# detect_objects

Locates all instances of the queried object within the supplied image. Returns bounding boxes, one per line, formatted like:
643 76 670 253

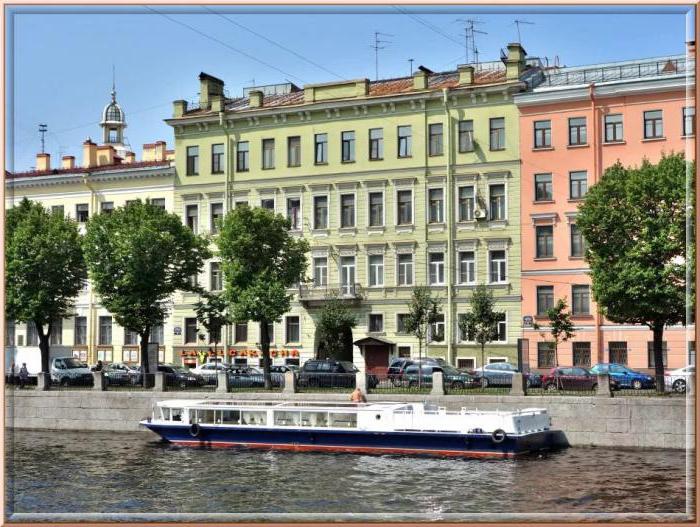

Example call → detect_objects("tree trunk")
417 338 423 389
36 321 52 374
140 327 151 388
554 341 559 368
652 323 666 394
481 342 485 372
260 319 272 390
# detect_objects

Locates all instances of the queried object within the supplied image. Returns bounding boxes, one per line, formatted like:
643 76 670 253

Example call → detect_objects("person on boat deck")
350 387 367 403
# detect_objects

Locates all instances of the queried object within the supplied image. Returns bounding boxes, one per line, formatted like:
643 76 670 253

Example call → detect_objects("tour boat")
141 400 556 459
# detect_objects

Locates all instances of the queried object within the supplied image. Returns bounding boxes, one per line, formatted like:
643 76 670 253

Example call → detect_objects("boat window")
194 410 216 424
299 411 328 427
221 410 240 424
240 411 267 426
170 408 183 421
274 411 301 426
329 413 357 428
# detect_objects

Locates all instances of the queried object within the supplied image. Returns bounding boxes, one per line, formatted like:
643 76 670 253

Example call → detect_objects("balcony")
298 283 363 306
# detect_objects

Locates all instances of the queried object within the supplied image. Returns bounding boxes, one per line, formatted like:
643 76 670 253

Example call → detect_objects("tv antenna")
370 31 393 81
513 19 534 44
408 58 415 76
38 124 47 153
455 18 486 65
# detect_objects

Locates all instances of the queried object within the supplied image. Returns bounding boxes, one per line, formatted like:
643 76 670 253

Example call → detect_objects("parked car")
157 364 206 388
589 363 655 390
386 357 445 386
664 365 694 393
541 366 619 392
50 357 94 387
298 359 378 389
103 362 142 386
404 364 479 389
473 362 542 388
191 362 231 385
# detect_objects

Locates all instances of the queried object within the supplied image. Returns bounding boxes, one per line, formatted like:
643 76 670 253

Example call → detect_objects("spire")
111 64 116 102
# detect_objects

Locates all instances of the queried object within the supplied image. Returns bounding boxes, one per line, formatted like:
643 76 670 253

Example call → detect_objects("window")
314 133 328 164
340 194 355 228
644 110 663 139
647 341 668 368
536 226 554 258
428 252 445 285
457 314 469 342
368 192 383 227
427 188 444 224
101 202 114 214
572 285 590 315
458 120 474 152
341 131 355 162
151 324 164 345
287 198 301 231
683 107 695 136
339 256 356 295
211 143 224 174
569 117 587 145
210 262 222 291
369 314 383 333
573 342 591 367
260 198 275 211
26 321 38 346
534 174 553 201
236 141 249 171
210 203 223 234
76 204 89 223
429 314 445 343
313 196 328 229
287 136 301 167
397 254 413 286
534 120 551 148
235 201 248 209
51 205 64 216
489 117 505 150
6 320 15 347
537 286 554 315
124 328 139 346
369 128 383 160
49 318 63 346
397 314 411 334
397 190 413 225
457 357 476 370
538 342 555 368
74 316 87 345
489 184 506 221
489 250 507 283
235 322 248 343
262 321 274 343
609 341 628 365
397 126 412 158
185 318 198 344
368 255 384 287
570 224 585 257
286 316 300 343
313 257 328 287
151 198 166 210
458 186 474 222
428 123 443 156
185 205 198 233
458 251 475 284
604 114 623 142
398 346 411 358
186 146 199 175
569 171 588 199
99 316 112 345
262 139 275 169
495 313 507 342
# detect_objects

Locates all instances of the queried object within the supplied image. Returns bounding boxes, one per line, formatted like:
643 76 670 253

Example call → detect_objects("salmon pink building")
514 49 695 372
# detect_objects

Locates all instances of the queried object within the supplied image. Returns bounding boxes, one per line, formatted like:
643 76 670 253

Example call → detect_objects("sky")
6 4 694 172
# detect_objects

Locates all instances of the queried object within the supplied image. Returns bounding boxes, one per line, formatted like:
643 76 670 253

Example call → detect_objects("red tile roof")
7 160 172 180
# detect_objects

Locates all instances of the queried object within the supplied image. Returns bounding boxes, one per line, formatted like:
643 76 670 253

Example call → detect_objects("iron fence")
296 372 355 393
367 370 431 395
50 374 94 390
228 371 284 392
163 373 213 392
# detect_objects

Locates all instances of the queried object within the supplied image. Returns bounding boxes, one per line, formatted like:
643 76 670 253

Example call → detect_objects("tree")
459 284 500 373
577 153 694 393
315 294 357 360
403 286 441 388
6 198 87 373
194 292 232 363
535 298 575 368
83 200 211 385
217 206 309 389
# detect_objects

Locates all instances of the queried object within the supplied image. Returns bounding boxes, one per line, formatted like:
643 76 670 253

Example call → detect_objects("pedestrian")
93 360 103 372
18 363 29 389
350 387 367 403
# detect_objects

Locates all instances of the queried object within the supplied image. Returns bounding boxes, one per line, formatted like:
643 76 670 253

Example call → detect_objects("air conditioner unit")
474 208 487 220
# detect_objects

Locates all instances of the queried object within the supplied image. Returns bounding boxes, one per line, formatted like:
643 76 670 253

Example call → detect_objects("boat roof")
156 400 410 411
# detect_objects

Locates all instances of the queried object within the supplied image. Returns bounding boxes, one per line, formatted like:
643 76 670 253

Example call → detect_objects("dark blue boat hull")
142 422 555 459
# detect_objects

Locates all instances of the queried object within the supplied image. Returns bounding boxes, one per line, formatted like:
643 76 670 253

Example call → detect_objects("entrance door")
364 344 390 373
340 256 355 296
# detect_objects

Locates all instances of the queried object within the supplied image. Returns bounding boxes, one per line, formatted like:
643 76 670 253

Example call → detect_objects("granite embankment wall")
5 390 694 449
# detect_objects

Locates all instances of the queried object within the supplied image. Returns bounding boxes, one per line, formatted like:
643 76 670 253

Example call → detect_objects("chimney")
249 90 263 108
154 141 167 161
96 145 115 166
61 155 75 170
413 68 429 90
173 100 188 118
165 149 175 161
458 65 475 85
505 42 527 80
142 143 155 162
124 152 135 164
199 72 225 110
36 153 50 171
211 95 224 112
82 139 97 168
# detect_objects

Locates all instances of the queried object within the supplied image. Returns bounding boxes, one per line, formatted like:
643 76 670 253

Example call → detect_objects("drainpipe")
589 83 604 364
443 88 454 366
82 173 97 364
221 111 231 365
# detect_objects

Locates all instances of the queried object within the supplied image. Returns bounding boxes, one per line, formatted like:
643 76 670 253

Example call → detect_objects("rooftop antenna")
38 124 47 153
513 19 534 44
370 31 393 81
455 18 485 65
408 58 415 76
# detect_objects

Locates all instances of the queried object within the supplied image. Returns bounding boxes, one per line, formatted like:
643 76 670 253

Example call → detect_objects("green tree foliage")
83 200 210 383
316 294 357 360
217 206 308 389
535 298 575 368
6 198 87 373
459 284 500 371
194 292 232 360
404 286 441 387
577 153 694 392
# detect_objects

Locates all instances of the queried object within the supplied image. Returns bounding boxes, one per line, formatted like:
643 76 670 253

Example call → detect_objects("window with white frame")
397 189 413 225
428 252 445 285
341 131 355 162
457 313 469 342
210 202 223 234
489 184 506 221
313 257 328 287
428 188 444 223
369 313 384 333
368 254 384 287
397 253 414 286
396 314 411 334
457 357 476 369
428 314 445 342
285 316 300 343
340 194 355 228
428 123 443 156
495 313 507 342
458 120 474 152
683 106 696 136
185 204 198 233
368 192 384 227
287 197 301 231
313 195 328 229
397 125 412 157
489 250 507 283
260 198 275 211
49 318 63 346
262 138 275 169
210 262 222 291
458 186 474 222
458 251 476 284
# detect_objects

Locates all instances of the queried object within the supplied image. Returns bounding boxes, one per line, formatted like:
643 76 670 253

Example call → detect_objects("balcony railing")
298 283 363 303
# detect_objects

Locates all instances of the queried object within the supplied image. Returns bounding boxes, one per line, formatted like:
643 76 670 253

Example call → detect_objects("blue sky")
6 4 694 172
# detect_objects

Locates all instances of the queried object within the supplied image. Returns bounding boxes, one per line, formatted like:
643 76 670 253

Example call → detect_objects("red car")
541 366 618 391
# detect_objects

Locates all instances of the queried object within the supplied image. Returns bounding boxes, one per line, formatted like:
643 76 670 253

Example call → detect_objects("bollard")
355 371 367 393
283 371 297 394
687 373 695 396
596 373 612 397
37 372 51 391
154 372 167 392
92 371 106 391
216 371 229 393
431 371 445 396
510 372 526 396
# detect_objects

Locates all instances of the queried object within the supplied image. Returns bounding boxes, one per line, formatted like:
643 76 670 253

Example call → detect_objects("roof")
354 336 396 347
6 160 172 180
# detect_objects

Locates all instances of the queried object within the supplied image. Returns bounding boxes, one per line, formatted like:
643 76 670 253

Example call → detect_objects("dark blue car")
589 363 655 390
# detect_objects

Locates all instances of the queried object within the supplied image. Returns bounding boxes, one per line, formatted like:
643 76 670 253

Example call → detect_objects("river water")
5 429 693 522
